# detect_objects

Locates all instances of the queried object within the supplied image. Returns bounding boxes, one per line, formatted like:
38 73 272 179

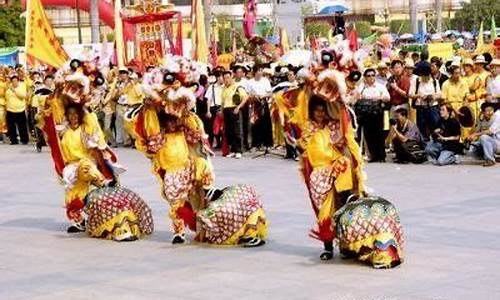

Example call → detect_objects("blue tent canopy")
318 5 348 15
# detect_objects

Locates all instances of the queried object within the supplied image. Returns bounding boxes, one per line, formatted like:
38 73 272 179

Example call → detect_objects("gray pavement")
0 144 499 300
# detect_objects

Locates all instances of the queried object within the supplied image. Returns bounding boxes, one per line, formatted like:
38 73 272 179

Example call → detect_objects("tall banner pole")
24 0 31 68
114 0 125 67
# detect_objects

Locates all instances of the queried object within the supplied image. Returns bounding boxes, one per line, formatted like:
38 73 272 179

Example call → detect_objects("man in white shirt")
233 65 251 150
375 62 390 86
355 68 391 162
247 65 273 149
205 71 224 148
467 103 500 166
486 59 500 103
408 64 441 140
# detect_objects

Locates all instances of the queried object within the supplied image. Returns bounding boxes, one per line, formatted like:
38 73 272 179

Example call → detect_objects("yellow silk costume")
288 87 364 243
127 107 214 235
40 89 114 223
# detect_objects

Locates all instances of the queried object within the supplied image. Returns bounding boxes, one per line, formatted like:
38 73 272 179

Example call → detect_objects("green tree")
304 21 331 38
0 0 25 48
452 0 500 31
354 21 372 38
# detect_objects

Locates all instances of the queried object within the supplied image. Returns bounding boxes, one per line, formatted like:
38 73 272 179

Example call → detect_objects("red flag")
348 25 359 51
210 38 218 66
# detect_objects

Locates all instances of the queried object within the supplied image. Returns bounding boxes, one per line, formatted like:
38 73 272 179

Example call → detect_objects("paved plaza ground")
0 144 499 300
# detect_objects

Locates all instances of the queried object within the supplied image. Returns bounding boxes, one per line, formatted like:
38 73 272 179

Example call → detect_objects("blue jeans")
417 106 440 140
469 135 498 162
425 140 458 166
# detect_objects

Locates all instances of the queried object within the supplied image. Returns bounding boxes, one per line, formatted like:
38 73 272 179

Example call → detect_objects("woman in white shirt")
247 66 274 149
408 65 442 140
355 68 390 162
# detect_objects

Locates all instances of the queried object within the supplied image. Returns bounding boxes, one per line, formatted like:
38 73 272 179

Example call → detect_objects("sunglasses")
365 74 376 77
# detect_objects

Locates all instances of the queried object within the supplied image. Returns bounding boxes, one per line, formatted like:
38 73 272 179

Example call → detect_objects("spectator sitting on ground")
425 104 463 166
389 108 423 163
466 102 499 167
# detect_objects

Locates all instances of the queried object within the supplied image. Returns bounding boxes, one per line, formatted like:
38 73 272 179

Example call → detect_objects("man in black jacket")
425 104 463 165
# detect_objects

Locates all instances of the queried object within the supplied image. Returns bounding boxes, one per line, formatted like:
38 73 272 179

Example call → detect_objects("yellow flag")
191 0 208 63
25 0 68 68
476 21 484 51
280 28 290 54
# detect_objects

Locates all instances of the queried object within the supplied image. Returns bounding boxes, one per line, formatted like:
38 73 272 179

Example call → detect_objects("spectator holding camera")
409 64 441 140
388 108 424 163
425 104 463 166
387 59 411 112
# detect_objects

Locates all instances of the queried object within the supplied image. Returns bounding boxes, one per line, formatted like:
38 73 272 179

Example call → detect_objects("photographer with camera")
409 64 441 141
388 59 411 112
388 108 425 164
425 103 463 165
355 68 391 162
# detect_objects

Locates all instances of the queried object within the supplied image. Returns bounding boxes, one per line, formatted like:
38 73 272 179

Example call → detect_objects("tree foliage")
354 21 372 38
452 0 500 31
304 21 331 38
0 0 25 47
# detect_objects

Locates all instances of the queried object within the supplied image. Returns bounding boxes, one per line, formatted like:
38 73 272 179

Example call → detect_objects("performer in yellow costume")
127 74 214 244
291 69 365 260
40 59 123 233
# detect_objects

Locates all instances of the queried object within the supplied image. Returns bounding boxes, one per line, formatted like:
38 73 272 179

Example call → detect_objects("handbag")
354 99 383 118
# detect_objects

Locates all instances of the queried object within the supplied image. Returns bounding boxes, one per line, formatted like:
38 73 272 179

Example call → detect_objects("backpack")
404 140 427 164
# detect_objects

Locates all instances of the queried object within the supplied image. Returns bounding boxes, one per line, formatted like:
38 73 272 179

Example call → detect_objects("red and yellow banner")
25 0 68 68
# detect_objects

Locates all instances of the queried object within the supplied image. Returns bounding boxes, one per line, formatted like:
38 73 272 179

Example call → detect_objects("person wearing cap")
5 75 29 145
404 58 418 81
113 68 144 147
442 64 469 106
409 63 442 140
414 50 431 76
465 102 499 166
375 61 390 86
486 59 500 103
473 55 490 105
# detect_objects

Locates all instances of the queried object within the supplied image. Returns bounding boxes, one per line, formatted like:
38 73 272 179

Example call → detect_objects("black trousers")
251 100 273 148
223 107 242 153
241 106 250 150
360 112 385 161
393 139 411 162
6 111 29 144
